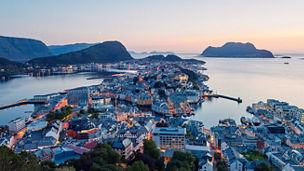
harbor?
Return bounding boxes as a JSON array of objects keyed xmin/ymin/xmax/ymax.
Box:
[{"xmin": 203, "ymin": 94, "xmax": 242, "ymax": 103}]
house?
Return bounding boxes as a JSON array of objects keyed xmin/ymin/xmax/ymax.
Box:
[
  {"xmin": 198, "ymin": 158, "xmax": 213, "ymax": 171},
  {"xmin": 136, "ymin": 93, "xmax": 153, "ymax": 106},
  {"xmin": 53, "ymin": 147, "xmax": 80, "ymax": 165},
  {"xmin": 283, "ymin": 163, "xmax": 304, "ymax": 171},
  {"xmin": 33, "ymin": 148, "xmax": 54, "ymax": 162},
  {"xmin": 222, "ymin": 147, "xmax": 247, "ymax": 171},
  {"xmin": 91, "ymin": 96, "xmax": 111, "ymax": 110},
  {"xmin": 27, "ymin": 119, "xmax": 47, "ymax": 132},
  {"xmin": 266, "ymin": 151, "xmax": 286, "ymax": 169},
  {"xmin": 112, "ymin": 138, "xmax": 133, "ymax": 159}
]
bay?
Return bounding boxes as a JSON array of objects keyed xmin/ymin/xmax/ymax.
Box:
[{"xmin": 0, "ymin": 73, "xmax": 103, "ymax": 125}]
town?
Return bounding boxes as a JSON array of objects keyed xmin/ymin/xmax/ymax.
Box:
[{"xmin": 0, "ymin": 59, "xmax": 303, "ymax": 171}]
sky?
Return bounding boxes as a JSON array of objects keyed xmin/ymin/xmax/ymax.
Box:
[{"xmin": 0, "ymin": 0, "xmax": 304, "ymax": 53}]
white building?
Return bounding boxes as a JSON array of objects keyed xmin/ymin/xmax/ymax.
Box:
[
  {"xmin": 8, "ymin": 117, "xmax": 25, "ymax": 133},
  {"xmin": 152, "ymin": 127, "xmax": 186, "ymax": 150},
  {"xmin": 199, "ymin": 159, "xmax": 213, "ymax": 171}
]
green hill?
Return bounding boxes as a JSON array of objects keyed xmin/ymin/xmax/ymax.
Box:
[{"xmin": 29, "ymin": 41, "xmax": 133, "ymax": 65}]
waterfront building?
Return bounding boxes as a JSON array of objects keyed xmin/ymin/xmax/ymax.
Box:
[
  {"xmin": 8, "ymin": 117, "xmax": 25, "ymax": 134},
  {"xmin": 152, "ymin": 127, "xmax": 186, "ymax": 150},
  {"xmin": 67, "ymin": 87, "xmax": 90, "ymax": 108}
]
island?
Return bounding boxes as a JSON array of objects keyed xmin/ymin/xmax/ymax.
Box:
[{"xmin": 201, "ymin": 42, "xmax": 274, "ymax": 58}]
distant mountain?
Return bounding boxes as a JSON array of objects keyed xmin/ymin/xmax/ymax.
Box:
[
  {"xmin": 150, "ymin": 51, "xmax": 175, "ymax": 55},
  {"xmin": 201, "ymin": 42, "xmax": 274, "ymax": 58},
  {"xmin": 129, "ymin": 51, "xmax": 176, "ymax": 59},
  {"xmin": 141, "ymin": 54, "xmax": 205, "ymax": 64},
  {"xmin": 29, "ymin": 41, "xmax": 133, "ymax": 65},
  {"xmin": 0, "ymin": 36, "xmax": 52, "ymax": 62},
  {"xmin": 48, "ymin": 43, "xmax": 98, "ymax": 55}
]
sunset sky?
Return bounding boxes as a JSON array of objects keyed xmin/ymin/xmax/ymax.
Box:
[{"xmin": 1, "ymin": 0, "xmax": 304, "ymax": 53}]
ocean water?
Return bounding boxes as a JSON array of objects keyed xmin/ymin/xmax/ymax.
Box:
[
  {"xmin": 187, "ymin": 54, "xmax": 304, "ymax": 128},
  {"xmin": 0, "ymin": 73, "xmax": 103, "ymax": 125}
]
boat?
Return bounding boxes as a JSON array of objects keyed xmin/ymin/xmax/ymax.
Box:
[{"xmin": 284, "ymin": 62, "xmax": 289, "ymax": 65}]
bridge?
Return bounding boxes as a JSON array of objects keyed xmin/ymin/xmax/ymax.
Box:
[
  {"xmin": 204, "ymin": 94, "xmax": 242, "ymax": 103},
  {"xmin": 0, "ymin": 99, "xmax": 47, "ymax": 110}
]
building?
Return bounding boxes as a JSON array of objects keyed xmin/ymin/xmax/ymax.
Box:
[
  {"xmin": 67, "ymin": 87, "xmax": 89, "ymax": 107},
  {"xmin": 152, "ymin": 127, "xmax": 186, "ymax": 150},
  {"xmin": 91, "ymin": 96, "xmax": 111, "ymax": 110},
  {"xmin": 112, "ymin": 138, "xmax": 134, "ymax": 159},
  {"xmin": 27, "ymin": 119, "xmax": 47, "ymax": 132},
  {"xmin": 8, "ymin": 117, "xmax": 25, "ymax": 133},
  {"xmin": 198, "ymin": 159, "xmax": 213, "ymax": 171},
  {"xmin": 136, "ymin": 93, "xmax": 153, "ymax": 106}
]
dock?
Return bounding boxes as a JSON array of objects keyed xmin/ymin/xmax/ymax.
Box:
[
  {"xmin": 0, "ymin": 99, "xmax": 47, "ymax": 110},
  {"xmin": 204, "ymin": 94, "xmax": 242, "ymax": 103}
]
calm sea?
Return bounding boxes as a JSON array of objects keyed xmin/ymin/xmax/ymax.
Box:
[
  {"xmin": 0, "ymin": 73, "xmax": 103, "ymax": 125},
  {"xmin": 0, "ymin": 55, "xmax": 303, "ymax": 127}
]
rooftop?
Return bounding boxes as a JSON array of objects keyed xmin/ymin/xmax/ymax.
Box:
[{"xmin": 152, "ymin": 127, "xmax": 186, "ymax": 135}]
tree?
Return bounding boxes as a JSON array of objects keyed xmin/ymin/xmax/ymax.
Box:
[
  {"xmin": 0, "ymin": 146, "xmax": 41, "ymax": 171},
  {"xmin": 254, "ymin": 163, "xmax": 274, "ymax": 171},
  {"xmin": 155, "ymin": 157, "xmax": 165, "ymax": 171},
  {"xmin": 154, "ymin": 81, "xmax": 165, "ymax": 88},
  {"xmin": 80, "ymin": 109, "xmax": 86, "ymax": 114},
  {"xmin": 214, "ymin": 152, "xmax": 221, "ymax": 161},
  {"xmin": 143, "ymin": 139, "xmax": 160, "ymax": 159},
  {"xmin": 216, "ymin": 160, "xmax": 229, "ymax": 171},
  {"xmin": 172, "ymin": 151, "xmax": 195, "ymax": 167},
  {"xmin": 167, "ymin": 151, "xmax": 196, "ymax": 171},
  {"xmin": 55, "ymin": 167, "xmax": 76, "ymax": 171},
  {"xmin": 156, "ymin": 120, "xmax": 168, "ymax": 127},
  {"xmin": 158, "ymin": 89, "xmax": 167, "ymax": 99},
  {"xmin": 63, "ymin": 143, "xmax": 121, "ymax": 171},
  {"xmin": 126, "ymin": 161, "xmax": 149, "ymax": 171}
]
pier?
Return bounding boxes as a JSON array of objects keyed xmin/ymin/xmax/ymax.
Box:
[
  {"xmin": 204, "ymin": 94, "xmax": 242, "ymax": 103},
  {"xmin": 0, "ymin": 99, "xmax": 47, "ymax": 110}
]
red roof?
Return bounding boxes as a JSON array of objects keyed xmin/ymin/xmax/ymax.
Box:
[
  {"xmin": 66, "ymin": 144, "xmax": 90, "ymax": 155},
  {"xmin": 84, "ymin": 140, "xmax": 98, "ymax": 149}
]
